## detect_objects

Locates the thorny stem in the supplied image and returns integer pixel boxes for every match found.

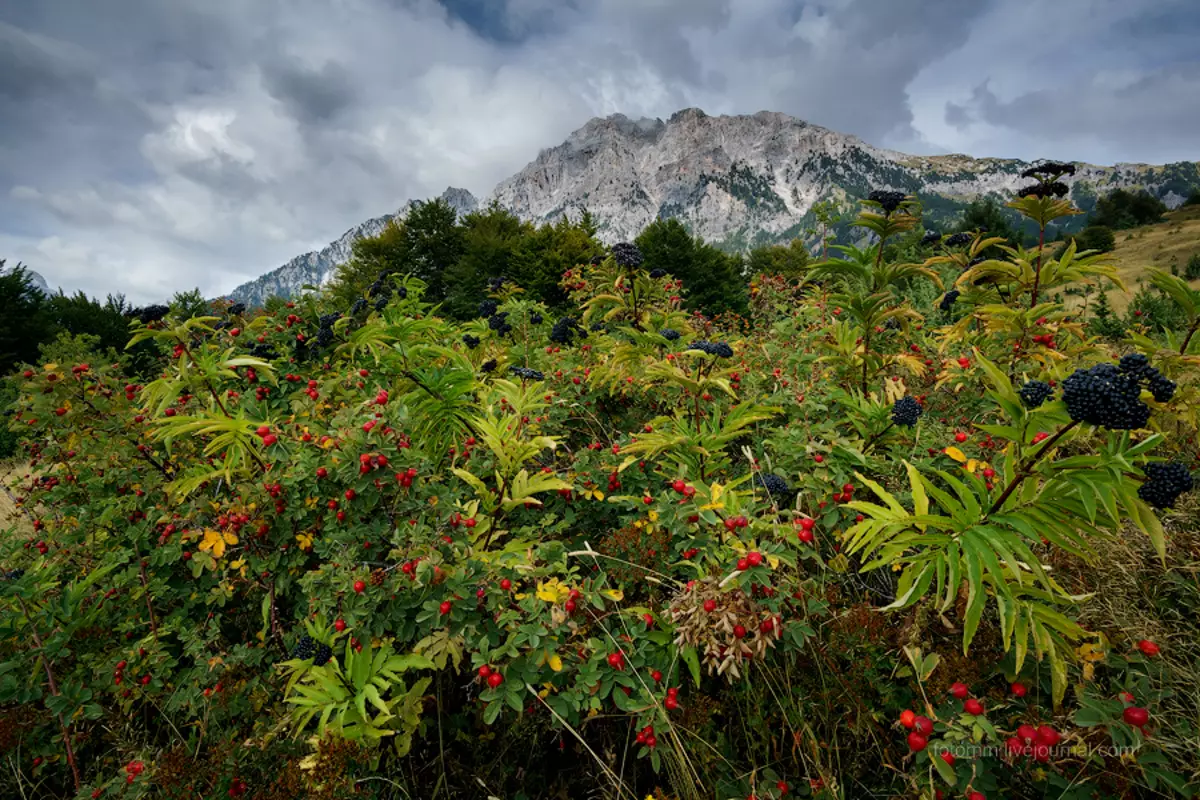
[17,596,81,792]
[986,420,1080,515]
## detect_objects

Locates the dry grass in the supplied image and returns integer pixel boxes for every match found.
[1061,501,1200,779]
[0,460,33,534]
[1103,204,1200,312]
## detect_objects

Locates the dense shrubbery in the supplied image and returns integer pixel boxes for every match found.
[3,181,1200,800]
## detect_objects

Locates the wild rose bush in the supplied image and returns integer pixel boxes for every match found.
[2,174,1198,799]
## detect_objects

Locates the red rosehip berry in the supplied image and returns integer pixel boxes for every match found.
[1123,706,1149,727]
[353,580,366,594]
[950,681,969,699]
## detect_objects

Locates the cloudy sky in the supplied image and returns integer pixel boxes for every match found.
[2,0,1198,304]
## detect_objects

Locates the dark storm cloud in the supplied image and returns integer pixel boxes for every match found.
[0,0,1195,303]
[261,57,358,124]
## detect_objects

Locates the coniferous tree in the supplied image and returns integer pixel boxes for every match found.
[0,261,56,375]
[634,219,748,316]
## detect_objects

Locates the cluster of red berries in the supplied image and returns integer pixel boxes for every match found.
[254,424,277,447]
[735,551,766,571]
[635,724,658,748]
[478,664,504,689]
[722,515,749,532]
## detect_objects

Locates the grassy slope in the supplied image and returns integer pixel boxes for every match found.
[1105,204,1200,311]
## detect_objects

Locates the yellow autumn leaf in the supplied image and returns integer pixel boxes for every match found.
[296,532,314,551]
[548,654,563,672]
[536,579,569,603]
[944,446,967,463]
[965,459,979,474]
[766,554,780,570]
[428,495,439,506]
[647,510,659,523]
[600,588,624,601]
[582,488,605,501]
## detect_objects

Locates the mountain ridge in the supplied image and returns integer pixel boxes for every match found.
[226,108,1200,305]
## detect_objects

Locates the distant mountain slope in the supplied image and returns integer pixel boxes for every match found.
[226,188,478,306]
[227,108,1200,304]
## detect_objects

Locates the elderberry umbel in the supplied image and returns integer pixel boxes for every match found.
[1138,462,1194,509]
[1019,380,1054,409]
[891,396,923,427]
[611,242,644,269]
[688,340,734,358]
[868,189,907,215]
[1062,364,1148,430]
[938,290,960,312]
[755,473,792,499]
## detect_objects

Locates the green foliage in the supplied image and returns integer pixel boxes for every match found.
[1185,253,1200,281]
[1090,188,1168,230]
[2,185,1197,800]
[746,239,809,279]
[1076,224,1116,253]
[956,196,1023,249]
[1088,290,1126,339]
[634,218,748,315]
[0,262,57,376]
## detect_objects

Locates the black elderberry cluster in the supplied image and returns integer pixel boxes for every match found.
[292,635,317,661]
[649,268,667,279]
[589,322,607,333]
[480,359,497,374]
[1138,462,1194,509]
[313,313,341,350]
[366,271,401,309]
[488,312,513,336]
[589,254,605,266]
[130,304,170,324]
[1020,161,1076,180]
[939,290,960,312]
[249,343,279,361]
[478,299,499,318]
[884,317,900,331]
[921,230,942,246]
[944,233,972,248]
[611,242,644,269]
[1018,182,1069,199]
[510,366,545,381]
[530,312,543,325]
[312,643,333,667]
[660,328,680,341]
[463,334,480,349]
[755,473,792,499]
[228,303,246,316]
[1118,354,1176,402]
[549,317,585,345]
[868,189,907,215]
[688,340,734,358]
[487,276,507,292]
[1019,380,1054,408]
[350,298,368,316]
[891,396,923,427]
[1,569,24,581]
[1062,364,1149,430]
